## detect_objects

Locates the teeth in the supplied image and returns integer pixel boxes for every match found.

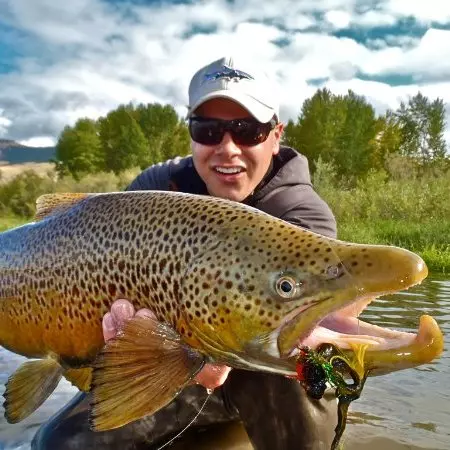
[215,167,242,174]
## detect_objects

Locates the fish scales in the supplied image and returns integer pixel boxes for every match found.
[0,191,327,364]
[0,190,443,433]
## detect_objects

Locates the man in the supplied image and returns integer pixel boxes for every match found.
[32,56,338,450]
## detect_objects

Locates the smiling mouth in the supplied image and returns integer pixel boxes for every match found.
[214,166,245,175]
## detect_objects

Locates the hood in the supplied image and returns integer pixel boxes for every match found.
[249,146,312,204]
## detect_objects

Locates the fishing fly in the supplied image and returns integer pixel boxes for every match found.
[295,343,370,450]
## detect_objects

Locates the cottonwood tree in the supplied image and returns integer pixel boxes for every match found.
[98,106,149,174]
[284,88,380,181]
[55,118,103,178]
[395,92,447,164]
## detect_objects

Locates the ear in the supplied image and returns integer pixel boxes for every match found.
[272,122,284,155]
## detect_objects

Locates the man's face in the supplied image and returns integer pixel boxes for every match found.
[191,98,284,202]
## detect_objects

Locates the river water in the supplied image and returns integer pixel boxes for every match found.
[0,274,448,450]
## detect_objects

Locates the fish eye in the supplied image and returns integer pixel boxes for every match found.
[275,276,298,298]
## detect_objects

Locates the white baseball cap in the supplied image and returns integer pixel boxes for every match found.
[187,56,279,123]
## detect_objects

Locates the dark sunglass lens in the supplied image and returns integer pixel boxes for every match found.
[232,120,270,146]
[189,119,223,145]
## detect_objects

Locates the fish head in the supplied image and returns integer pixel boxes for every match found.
[180,212,441,375]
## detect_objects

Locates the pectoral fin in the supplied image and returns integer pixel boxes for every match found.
[3,359,63,423]
[64,368,93,392]
[90,316,205,431]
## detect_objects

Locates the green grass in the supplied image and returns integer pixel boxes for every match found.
[338,219,450,274]
[0,216,29,232]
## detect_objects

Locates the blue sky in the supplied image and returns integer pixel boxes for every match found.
[1,0,450,146]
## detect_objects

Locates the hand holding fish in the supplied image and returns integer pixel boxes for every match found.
[102,299,231,390]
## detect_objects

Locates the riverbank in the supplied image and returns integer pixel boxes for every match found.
[338,219,449,274]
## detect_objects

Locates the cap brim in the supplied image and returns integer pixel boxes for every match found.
[187,90,276,123]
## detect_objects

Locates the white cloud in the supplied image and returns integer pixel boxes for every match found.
[385,0,450,23]
[325,10,352,29]
[353,10,398,27]
[0,0,450,145]
[18,136,56,147]
[329,61,359,80]
[282,14,316,30]
[0,110,12,136]
[361,29,450,78]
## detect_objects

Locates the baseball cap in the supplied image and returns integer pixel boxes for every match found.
[187,56,279,123]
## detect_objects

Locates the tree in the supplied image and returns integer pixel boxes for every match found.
[371,110,403,170]
[284,88,379,180]
[395,92,447,164]
[333,90,379,178]
[133,103,190,165]
[55,118,103,178]
[284,88,344,169]
[99,106,149,174]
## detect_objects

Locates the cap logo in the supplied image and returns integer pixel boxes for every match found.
[203,65,254,83]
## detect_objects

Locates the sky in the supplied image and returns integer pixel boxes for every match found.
[1,0,450,147]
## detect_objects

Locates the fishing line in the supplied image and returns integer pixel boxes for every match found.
[156,388,214,450]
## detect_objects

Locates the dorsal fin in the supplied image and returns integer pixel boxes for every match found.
[35,193,91,221]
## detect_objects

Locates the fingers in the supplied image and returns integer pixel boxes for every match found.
[102,313,117,342]
[110,299,135,327]
[135,308,157,320]
[194,364,232,390]
[102,299,135,342]
[102,299,157,342]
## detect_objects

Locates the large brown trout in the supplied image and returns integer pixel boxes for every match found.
[0,191,444,431]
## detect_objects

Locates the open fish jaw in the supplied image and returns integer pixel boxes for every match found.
[276,243,443,375]
[298,294,444,375]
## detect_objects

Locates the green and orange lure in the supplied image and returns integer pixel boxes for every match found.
[295,343,370,450]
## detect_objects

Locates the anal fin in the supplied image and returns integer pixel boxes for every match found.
[64,367,93,392]
[3,359,63,423]
[90,316,205,431]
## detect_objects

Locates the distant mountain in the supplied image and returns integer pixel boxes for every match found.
[0,139,56,164]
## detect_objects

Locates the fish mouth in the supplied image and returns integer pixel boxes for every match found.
[289,296,444,376]
[276,245,444,376]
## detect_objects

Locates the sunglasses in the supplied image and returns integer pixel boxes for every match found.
[188,116,277,146]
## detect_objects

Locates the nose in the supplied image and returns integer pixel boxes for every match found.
[215,132,241,156]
